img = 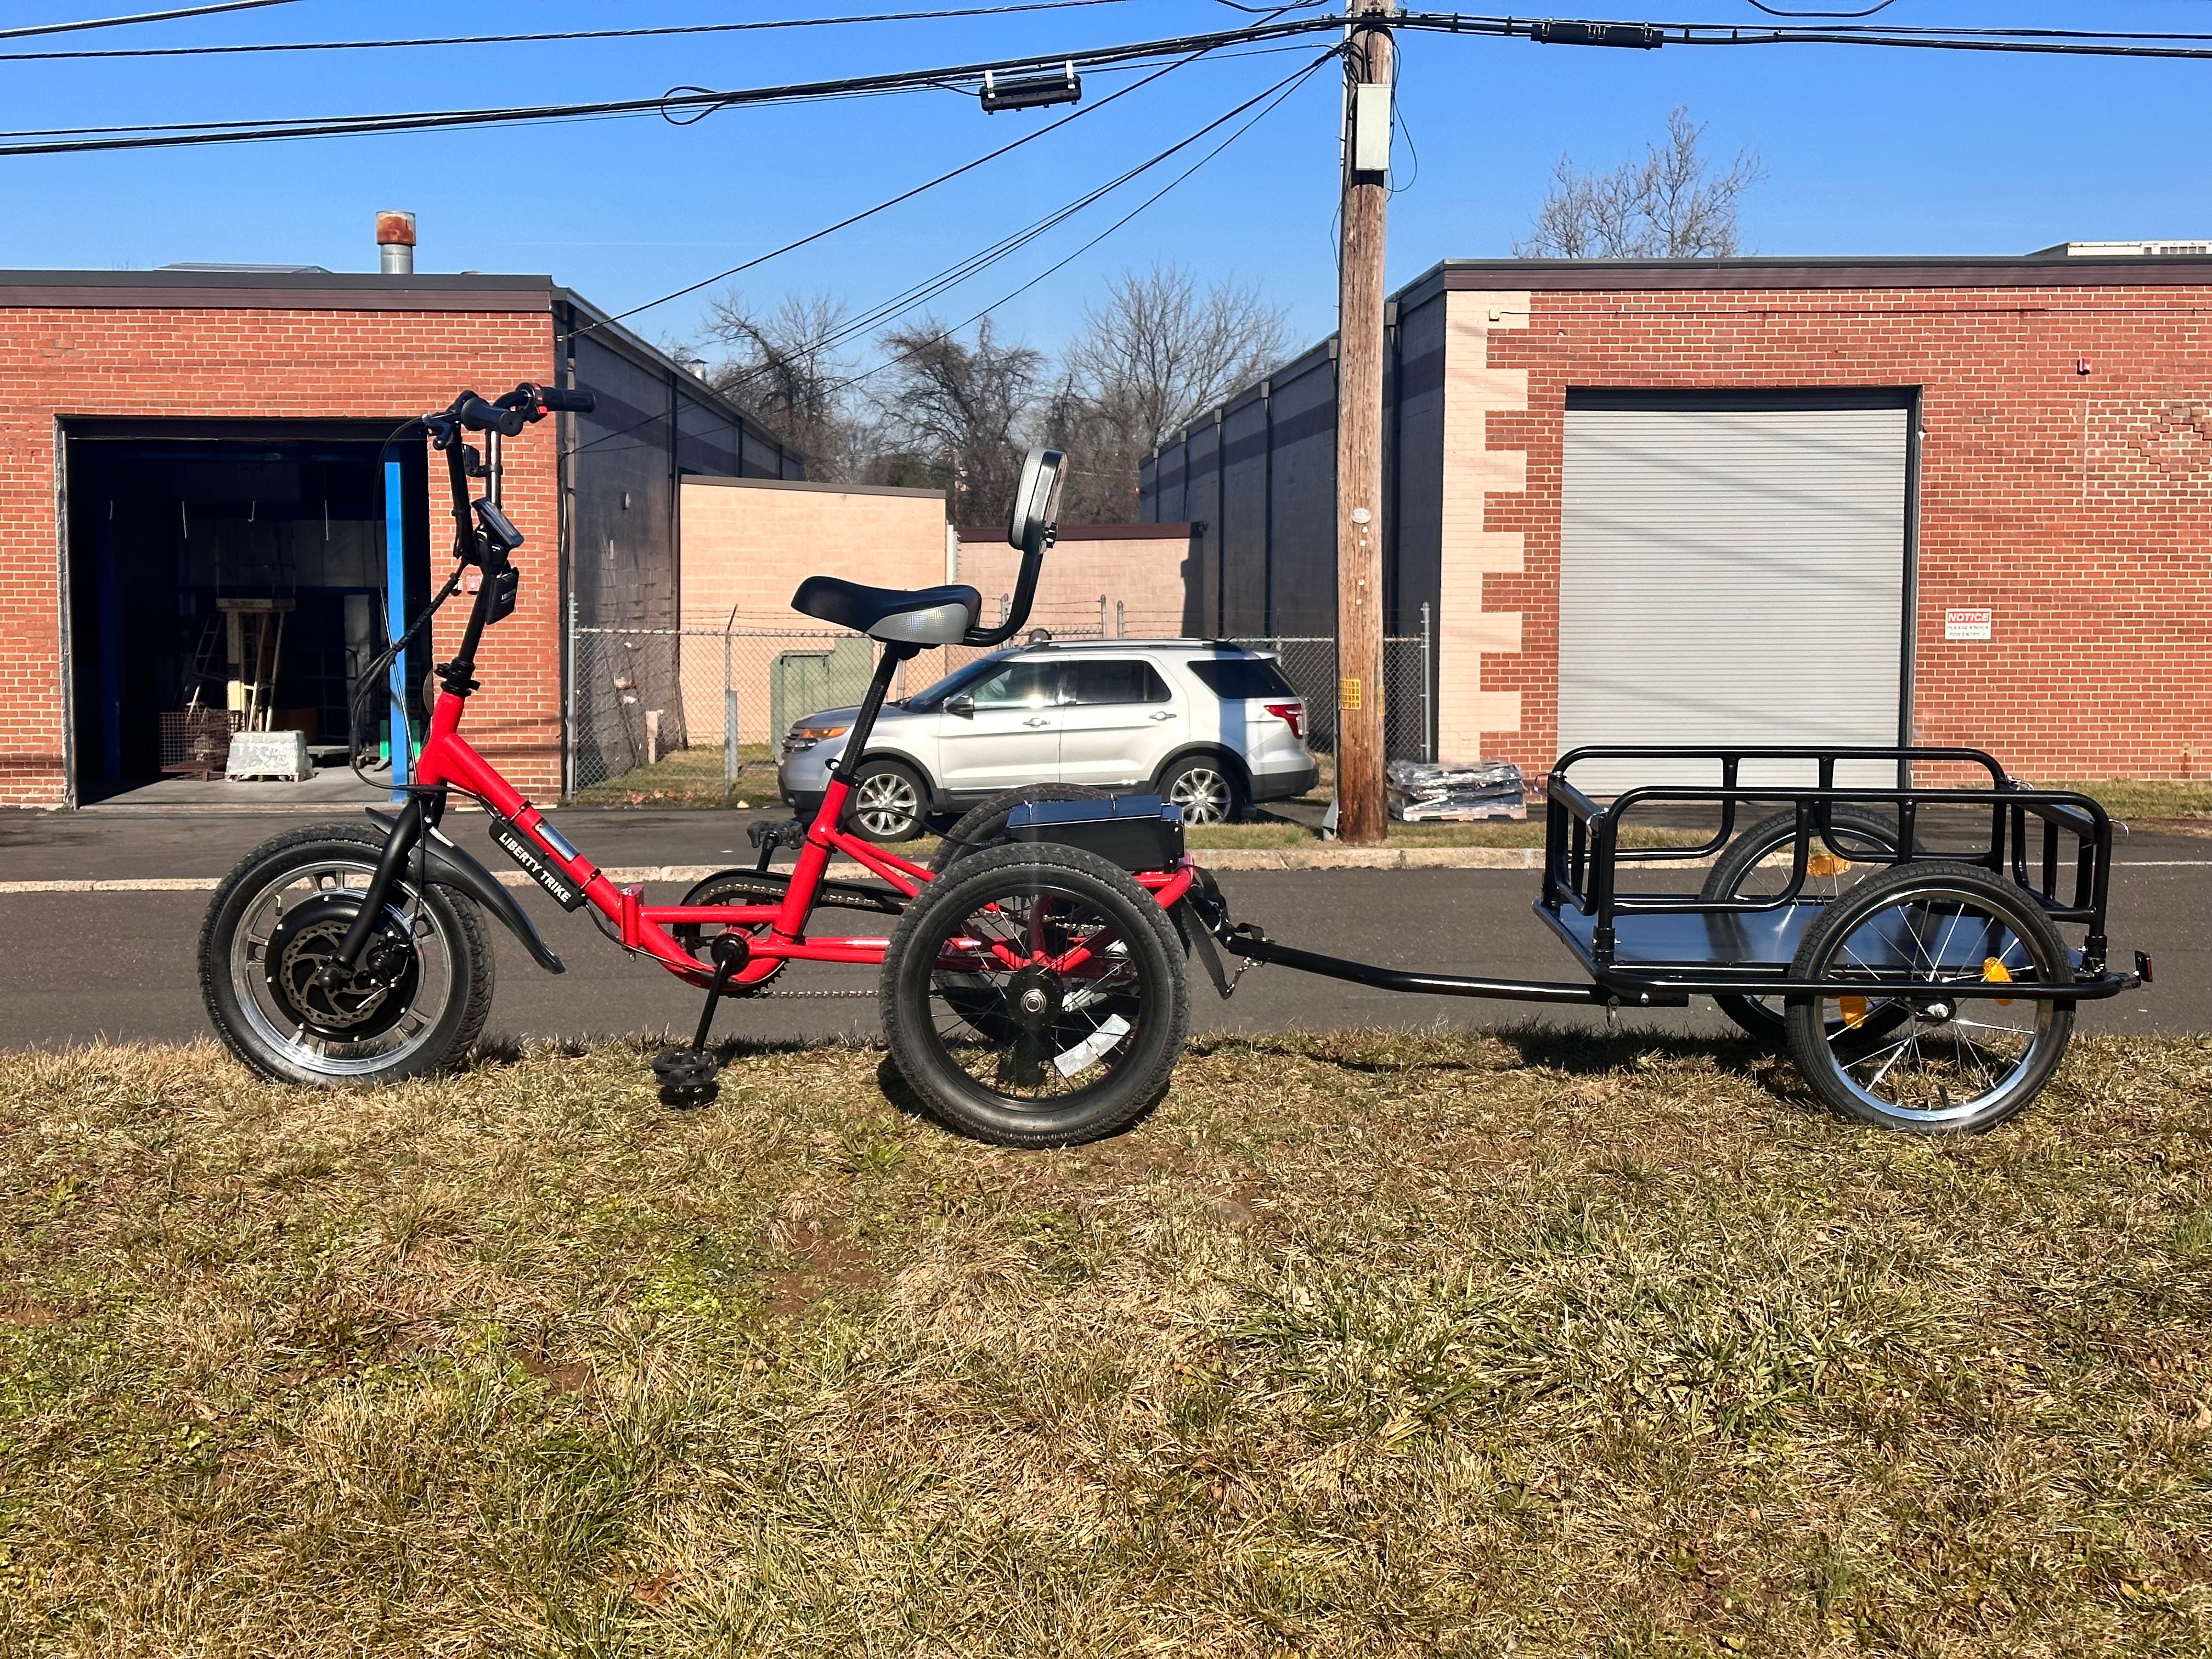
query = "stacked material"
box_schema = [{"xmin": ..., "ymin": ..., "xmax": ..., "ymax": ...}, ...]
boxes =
[{"xmin": 1387, "ymin": 757, "xmax": 1526, "ymax": 822}]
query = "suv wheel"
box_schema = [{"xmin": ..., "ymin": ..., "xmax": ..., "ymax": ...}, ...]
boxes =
[
  {"xmin": 1158, "ymin": 754, "xmax": 1242, "ymax": 826},
  {"xmin": 845, "ymin": 758, "xmax": 928, "ymax": 842}
]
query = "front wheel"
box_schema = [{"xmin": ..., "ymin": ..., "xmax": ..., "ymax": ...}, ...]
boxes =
[
  {"xmin": 199, "ymin": 822, "xmax": 494, "ymax": 1086},
  {"xmin": 1782, "ymin": 861, "xmax": 2074, "ymax": 1133},
  {"xmin": 1158, "ymin": 754, "xmax": 1242, "ymax": 826},
  {"xmin": 882, "ymin": 843, "xmax": 1188, "ymax": 1147},
  {"xmin": 844, "ymin": 758, "xmax": 929, "ymax": 843}
]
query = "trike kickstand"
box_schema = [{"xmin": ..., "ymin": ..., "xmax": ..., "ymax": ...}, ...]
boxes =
[{"xmin": 652, "ymin": 930, "xmax": 751, "ymax": 1107}]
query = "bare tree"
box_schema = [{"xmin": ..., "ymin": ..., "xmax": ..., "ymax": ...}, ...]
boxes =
[
  {"xmin": 697, "ymin": 290, "xmax": 865, "ymax": 479},
  {"xmin": 1048, "ymin": 263, "xmax": 1289, "ymax": 521},
  {"xmin": 1515, "ymin": 108, "xmax": 1763, "ymax": 259},
  {"xmin": 871, "ymin": 314, "xmax": 1045, "ymax": 524}
]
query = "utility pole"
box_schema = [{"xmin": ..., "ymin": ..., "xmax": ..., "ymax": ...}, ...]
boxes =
[{"xmin": 1334, "ymin": 0, "xmax": 1393, "ymax": 844}]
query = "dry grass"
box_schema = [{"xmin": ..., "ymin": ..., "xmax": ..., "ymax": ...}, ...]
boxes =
[
  {"xmin": 570, "ymin": 745, "xmax": 783, "ymax": 810},
  {"xmin": 7, "ymin": 1030, "xmax": 2209, "ymax": 1656}
]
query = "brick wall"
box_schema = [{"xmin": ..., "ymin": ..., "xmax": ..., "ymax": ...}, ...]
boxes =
[
  {"xmin": 1459, "ymin": 281, "xmax": 2212, "ymax": 781},
  {"xmin": 0, "ymin": 303, "xmax": 562, "ymax": 805}
]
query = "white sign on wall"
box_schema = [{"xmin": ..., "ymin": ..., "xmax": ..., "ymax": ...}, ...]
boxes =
[{"xmin": 1944, "ymin": 606, "xmax": 1993, "ymax": 641}]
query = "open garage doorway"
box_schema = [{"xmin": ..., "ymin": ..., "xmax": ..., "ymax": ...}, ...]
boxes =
[{"xmin": 63, "ymin": 421, "xmax": 431, "ymax": 806}]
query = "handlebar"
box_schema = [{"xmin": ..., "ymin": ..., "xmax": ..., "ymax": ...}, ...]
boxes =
[
  {"xmin": 532, "ymin": 385, "xmax": 595, "ymax": 414},
  {"xmin": 439, "ymin": 382, "xmax": 597, "ymax": 440}
]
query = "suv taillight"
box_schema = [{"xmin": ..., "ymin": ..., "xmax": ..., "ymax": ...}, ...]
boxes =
[{"xmin": 1263, "ymin": 701, "xmax": 1304, "ymax": 741}]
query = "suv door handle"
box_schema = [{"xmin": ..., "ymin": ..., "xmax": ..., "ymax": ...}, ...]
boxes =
[
  {"xmin": 1149, "ymin": 711, "xmax": 1177, "ymax": 720},
  {"xmin": 1022, "ymin": 716, "xmax": 1051, "ymax": 728}
]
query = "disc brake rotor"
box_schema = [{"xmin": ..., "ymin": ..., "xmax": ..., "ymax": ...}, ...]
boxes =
[{"xmin": 266, "ymin": 894, "xmax": 420, "ymax": 1040}]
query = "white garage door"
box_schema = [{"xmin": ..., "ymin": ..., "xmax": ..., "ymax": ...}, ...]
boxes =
[{"xmin": 1557, "ymin": 397, "xmax": 1910, "ymax": 795}]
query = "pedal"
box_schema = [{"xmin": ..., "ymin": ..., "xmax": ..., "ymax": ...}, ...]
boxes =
[
  {"xmin": 747, "ymin": 817, "xmax": 807, "ymax": 870},
  {"xmin": 651, "ymin": 1046, "xmax": 720, "ymax": 1108}
]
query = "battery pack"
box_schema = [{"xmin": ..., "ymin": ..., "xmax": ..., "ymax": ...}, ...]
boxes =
[{"xmin": 1006, "ymin": 792, "xmax": 1184, "ymax": 872}]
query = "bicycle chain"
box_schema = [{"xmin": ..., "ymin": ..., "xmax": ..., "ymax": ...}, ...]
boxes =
[{"xmin": 753, "ymin": 987, "xmax": 877, "ymax": 1000}]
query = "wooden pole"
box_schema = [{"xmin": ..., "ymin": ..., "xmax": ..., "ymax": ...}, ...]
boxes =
[{"xmin": 1334, "ymin": 0, "xmax": 1393, "ymax": 844}]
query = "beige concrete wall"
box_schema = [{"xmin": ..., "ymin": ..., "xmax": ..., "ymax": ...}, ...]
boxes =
[
  {"xmin": 1436, "ymin": 289, "xmax": 1532, "ymax": 763},
  {"xmin": 955, "ymin": 524, "xmax": 1197, "ymax": 637},
  {"xmin": 680, "ymin": 476, "xmax": 949, "ymax": 631},
  {"xmin": 680, "ymin": 477, "xmax": 950, "ymax": 744}
]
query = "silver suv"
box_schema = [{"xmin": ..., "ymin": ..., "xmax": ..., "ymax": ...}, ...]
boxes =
[{"xmin": 778, "ymin": 639, "xmax": 1319, "ymax": 840}]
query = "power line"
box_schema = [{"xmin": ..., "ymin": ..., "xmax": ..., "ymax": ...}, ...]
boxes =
[
  {"xmin": 571, "ymin": 44, "xmax": 1216, "ymax": 339},
  {"xmin": 0, "ymin": 0, "xmax": 1141, "ymax": 63},
  {"xmin": 833, "ymin": 50, "xmax": 1334, "ymax": 398},
  {"xmin": 0, "ymin": 15, "xmax": 1344, "ymax": 156},
  {"xmin": 0, "ymin": 0, "xmax": 298, "ymax": 41},
  {"xmin": 6, "ymin": 8, "xmax": 2212, "ymax": 160}
]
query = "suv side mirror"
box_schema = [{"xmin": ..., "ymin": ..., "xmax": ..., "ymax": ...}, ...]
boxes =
[
  {"xmin": 945, "ymin": 692, "xmax": 975, "ymax": 719},
  {"xmin": 1007, "ymin": 447, "xmax": 1066, "ymax": 552}
]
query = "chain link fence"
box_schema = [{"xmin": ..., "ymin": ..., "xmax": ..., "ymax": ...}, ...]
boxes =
[{"xmin": 565, "ymin": 601, "xmax": 1434, "ymax": 803}]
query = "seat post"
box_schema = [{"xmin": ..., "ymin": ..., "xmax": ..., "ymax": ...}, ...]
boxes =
[{"xmin": 830, "ymin": 641, "xmax": 921, "ymax": 785}]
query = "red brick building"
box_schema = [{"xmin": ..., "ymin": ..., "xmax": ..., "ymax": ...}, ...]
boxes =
[
  {"xmin": 1143, "ymin": 252, "xmax": 2212, "ymax": 785},
  {"xmin": 0, "ymin": 268, "xmax": 794, "ymax": 809}
]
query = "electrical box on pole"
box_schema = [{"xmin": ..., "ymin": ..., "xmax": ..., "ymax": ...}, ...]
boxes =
[{"xmin": 1334, "ymin": 1, "xmax": 1395, "ymax": 845}]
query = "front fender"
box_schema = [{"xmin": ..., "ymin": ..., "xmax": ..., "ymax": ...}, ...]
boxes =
[{"xmin": 365, "ymin": 809, "xmax": 566, "ymax": 975}]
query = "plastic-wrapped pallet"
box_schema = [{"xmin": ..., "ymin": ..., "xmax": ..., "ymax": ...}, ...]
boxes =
[{"xmin": 1387, "ymin": 757, "xmax": 1525, "ymax": 822}]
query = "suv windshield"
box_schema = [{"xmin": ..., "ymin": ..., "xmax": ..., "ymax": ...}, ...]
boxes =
[
  {"xmin": 902, "ymin": 652, "xmax": 1012, "ymax": 712},
  {"xmin": 1184, "ymin": 656, "xmax": 1296, "ymax": 700}
]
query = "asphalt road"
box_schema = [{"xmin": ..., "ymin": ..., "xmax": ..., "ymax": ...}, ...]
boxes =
[{"xmin": 0, "ymin": 806, "xmax": 2199, "ymax": 1052}]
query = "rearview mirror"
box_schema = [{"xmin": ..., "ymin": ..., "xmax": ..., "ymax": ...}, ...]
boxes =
[
  {"xmin": 1007, "ymin": 447, "xmax": 1066, "ymax": 551},
  {"xmin": 945, "ymin": 692, "xmax": 975, "ymax": 719}
]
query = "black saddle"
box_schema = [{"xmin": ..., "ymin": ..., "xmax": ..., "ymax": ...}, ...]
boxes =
[{"xmin": 790, "ymin": 575, "xmax": 982, "ymax": 646}]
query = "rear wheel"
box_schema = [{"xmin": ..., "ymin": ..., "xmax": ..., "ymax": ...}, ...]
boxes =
[
  {"xmin": 1701, "ymin": 807, "xmax": 1910, "ymax": 1048},
  {"xmin": 199, "ymin": 822, "xmax": 493, "ymax": 1086},
  {"xmin": 845, "ymin": 758, "xmax": 928, "ymax": 843},
  {"xmin": 1782, "ymin": 861, "xmax": 2074, "ymax": 1133},
  {"xmin": 929, "ymin": 783, "xmax": 1112, "ymax": 875},
  {"xmin": 882, "ymin": 843, "xmax": 1188, "ymax": 1147}
]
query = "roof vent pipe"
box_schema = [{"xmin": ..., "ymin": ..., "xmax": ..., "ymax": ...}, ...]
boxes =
[{"xmin": 376, "ymin": 210, "xmax": 416, "ymax": 275}]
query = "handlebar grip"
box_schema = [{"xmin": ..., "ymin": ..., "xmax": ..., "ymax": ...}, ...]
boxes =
[
  {"xmin": 534, "ymin": 386, "xmax": 595, "ymax": 414},
  {"xmin": 457, "ymin": 396, "xmax": 524, "ymax": 435}
]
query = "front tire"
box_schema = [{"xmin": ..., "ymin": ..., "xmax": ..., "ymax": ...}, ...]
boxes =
[
  {"xmin": 1157, "ymin": 753, "xmax": 1242, "ymax": 826},
  {"xmin": 844, "ymin": 758, "xmax": 928, "ymax": 843},
  {"xmin": 882, "ymin": 843, "xmax": 1188, "ymax": 1147},
  {"xmin": 199, "ymin": 822, "xmax": 494, "ymax": 1086}
]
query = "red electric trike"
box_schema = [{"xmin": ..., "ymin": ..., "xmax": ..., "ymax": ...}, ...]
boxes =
[
  {"xmin": 201, "ymin": 384, "xmax": 1197, "ymax": 1146},
  {"xmin": 202, "ymin": 384, "xmax": 2146, "ymax": 1144}
]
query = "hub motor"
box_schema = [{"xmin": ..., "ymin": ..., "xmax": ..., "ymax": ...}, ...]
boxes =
[{"xmin": 266, "ymin": 896, "xmax": 420, "ymax": 1039}]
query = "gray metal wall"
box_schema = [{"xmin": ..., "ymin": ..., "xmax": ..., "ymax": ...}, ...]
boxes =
[
  {"xmin": 1139, "ymin": 287, "xmax": 1445, "ymax": 644},
  {"xmin": 562, "ymin": 311, "xmax": 800, "ymax": 791}
]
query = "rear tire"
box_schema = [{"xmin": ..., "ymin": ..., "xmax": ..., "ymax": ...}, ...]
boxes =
[
  {"xmin": 1782, "ymin": 861, "xmax": 2074, "ymax": 1133},
  {"xmin": 882, "ymin": 843, "xmax": 1188, "ymax": 1148},
  {"xmin": 929, "ymin": 783, "xmax": 1112, "ymax": 875},
  {"xmin": 199, "ymin": 822, "xmax": 493, "ymax": 1086}
]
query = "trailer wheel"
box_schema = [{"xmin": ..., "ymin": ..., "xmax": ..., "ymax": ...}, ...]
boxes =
[
  {"xmin": 1782, "ymin": 861, "xmax": 2074, "ymax": 1133},
  {"xmin": 882, "ymin": 842, "xmax": 1187, "ymax": 1147},
  {"xmin": 1701, "ymin": 806, "xmax": 1910, "ymax": 1049}
]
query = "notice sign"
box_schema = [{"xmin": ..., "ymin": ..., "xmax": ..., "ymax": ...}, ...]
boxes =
[{"xmin": 1945, "ymin": 607, "xmax": 1994, "ymax": 642}]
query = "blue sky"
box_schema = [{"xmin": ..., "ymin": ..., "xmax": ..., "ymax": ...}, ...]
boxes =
[{"xmin": 3, "ymin": 1, "xmax": 2209, "ymax": 362}]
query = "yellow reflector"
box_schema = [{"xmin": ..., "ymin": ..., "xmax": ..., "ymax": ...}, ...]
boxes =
[
  {"xmin": 1807, "ymin": 853, "xmax": 1852, "ymax": 878},
  {"xmin": 1838, "ymin": 996, "xmax": 1867, "ymax": 1029},
  {"xmin": 1983, "ymin": 956, "xmax": 2015, "ymax": 1007}
]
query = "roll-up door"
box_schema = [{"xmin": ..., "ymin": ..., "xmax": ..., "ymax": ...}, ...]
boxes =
[{"xmin": 1556, "ymin": 391, "xmax": 1912, "ymax": 795}]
